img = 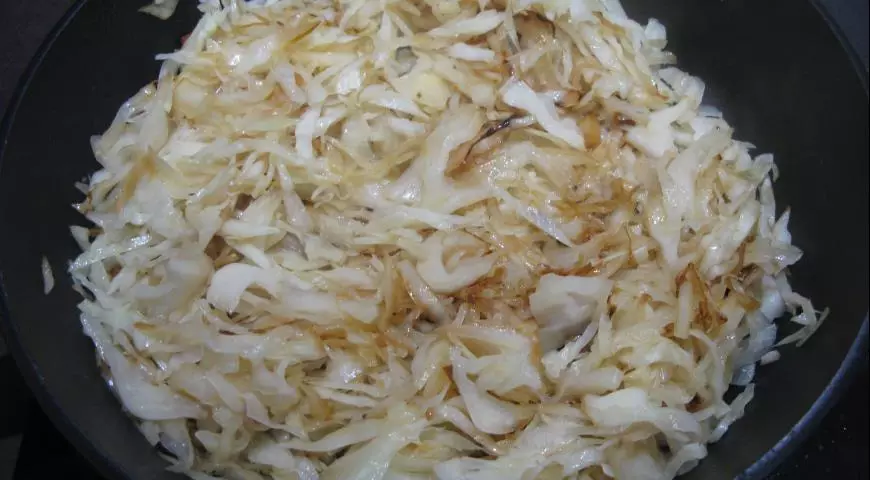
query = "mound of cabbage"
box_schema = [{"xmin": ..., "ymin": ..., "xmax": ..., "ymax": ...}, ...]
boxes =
[{"xmin": 70, "ymin": 0, "xmax": 825, "ymax": 478}]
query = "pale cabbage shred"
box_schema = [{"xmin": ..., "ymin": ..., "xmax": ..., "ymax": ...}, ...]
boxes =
[{"xmin": 69, "ymin": 0, "xmax": 824, "ymax": 478}]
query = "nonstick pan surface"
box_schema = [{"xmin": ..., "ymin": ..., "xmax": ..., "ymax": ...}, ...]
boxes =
[{"xmin": 0, "ymin": 1, "xmax": 867, "ymax": 479}]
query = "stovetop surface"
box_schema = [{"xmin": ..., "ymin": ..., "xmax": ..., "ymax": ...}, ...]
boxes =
[{"xmin": 1, "ymin": 1, "xmax": 867, "ymax": 479}]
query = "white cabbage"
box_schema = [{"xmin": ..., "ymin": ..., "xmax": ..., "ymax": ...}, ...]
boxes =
[
  {"xmin": 501, "ymin": 79, "xmax": 585, "ymax": 148},
  {"xmin": 530, "ymin": 274, "xmax": 612, "ymax": 351},
  {"xmin": 42, "ymin": 256, "xmax": 54, "ymax": 294},
  {"xmin": 447, "ymin": 43, "xmax": 497, "ymax": 62},
  {"xmin": 450, "ymin": 348, "xmax": 520, "ymax": 435},
  {"xmin": 67, "ymin": 0, "xmax": 821, "ymax": 478},
  {"xmin": 414, "ymin": 231, "xmax": 496, "ymax": 293},
  {"xmin": 140, "ymin": 0, "xmax": 180, "ymax": 20},
  {"xmin": 585, "ymin": 388, "xmax": 701, "ymax": 437}
]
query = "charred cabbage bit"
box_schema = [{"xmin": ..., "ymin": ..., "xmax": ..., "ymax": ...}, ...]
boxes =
[{"xmin": 70, "ymin": 0, "xmax": 824, "ymax": 478}]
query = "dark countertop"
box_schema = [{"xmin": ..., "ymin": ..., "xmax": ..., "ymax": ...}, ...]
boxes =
[{"xmin": 1, "ymin": 1, "xmax": 867, "ymax": 479}]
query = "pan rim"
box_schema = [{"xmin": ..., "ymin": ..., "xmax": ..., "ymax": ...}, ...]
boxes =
[
  {"xmin": 0, "ymin": 1, "xmax": 867, "ymax": 479},
  {"xmin": 0, "ymin": 3, "xmax": 142, "ymax": 480},
  {"xmin": 734, "ymin": 0, "xmax": 870, "ymax": 474}
]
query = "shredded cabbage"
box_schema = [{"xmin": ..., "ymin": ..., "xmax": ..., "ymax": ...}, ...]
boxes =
[
  {"xmin": 42, "ymin": 256, "xmax": 54, "ymax": 294},
  {"xmin": 68, "ymin": 0, "xmax": 823, "ymax": 478},
  {"xmin": 140, "ymin": 0, "xmax": 180, "ymax": 20}
]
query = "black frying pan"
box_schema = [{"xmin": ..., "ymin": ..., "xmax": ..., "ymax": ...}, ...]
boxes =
[{"xmin": 0, "ymin": 0, "xmax": 867, "ymax": 479}]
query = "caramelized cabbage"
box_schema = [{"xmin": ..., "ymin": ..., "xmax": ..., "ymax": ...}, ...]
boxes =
[{"xmin": 69, "ymin": 0, "xmax": 823, "ymax": 478}]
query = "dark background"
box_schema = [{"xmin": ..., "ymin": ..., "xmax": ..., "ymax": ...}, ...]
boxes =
[{"xmin": 0, "ymin": 1, "xmax": 867, "ymax": 479}]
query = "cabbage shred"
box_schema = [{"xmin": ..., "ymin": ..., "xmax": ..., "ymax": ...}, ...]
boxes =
[{"xmin": 70, "ymin": 0, "xmax": 822, "ymax": 478}]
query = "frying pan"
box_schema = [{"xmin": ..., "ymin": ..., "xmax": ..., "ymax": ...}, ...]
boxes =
[{"xmin": 0, "ymin": 0, "xmax": 866, "ymax": 479}]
